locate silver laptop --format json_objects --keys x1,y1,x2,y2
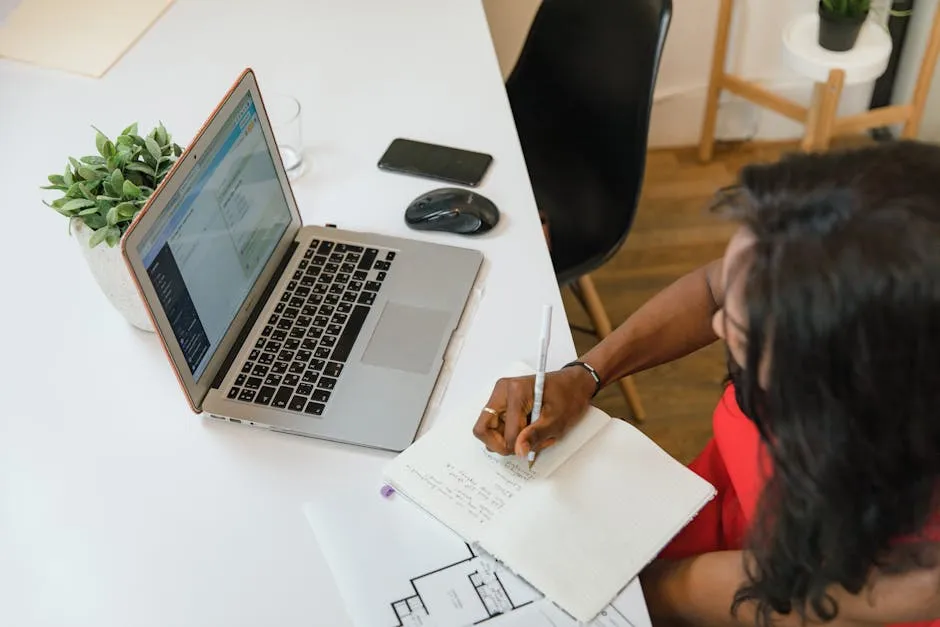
[{"x1": 122, "y1": 68, "x2": 483, "y2": 452}]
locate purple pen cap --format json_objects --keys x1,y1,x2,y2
[{"x1": 380, "y1": 484, "x2": 395, "y2": 498}]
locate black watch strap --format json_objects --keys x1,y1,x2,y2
[{"x1": 563, "y1": 360, "x2": 602, "y2": 398}]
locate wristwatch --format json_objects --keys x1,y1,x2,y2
[{"x1": 563, "y1": 360, "x2": 603, "y2": 398}]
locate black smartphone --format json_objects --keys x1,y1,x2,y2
[{"x1": 377, "y1": 138, "x2": 493, "y2": 187}]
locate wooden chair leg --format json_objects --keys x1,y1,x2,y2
[
  {"x1": 801, "y1": 69, "x2": 844, "y2": 152},
  {"x1": 902, "y1": 5, "x2": 940, "y2": 139},
  {"x1": 698, "y1": 0, "x2": 735, "y2": 163},
  {"x1": 575, "y1": 274, "x2": 646, "y2": 422},
  {"x1": 801, "y1": 82, "x2": 825, "y2": 152}
]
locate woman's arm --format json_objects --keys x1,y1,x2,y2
[{"x1": 640, "y1": 551, "x2": 940, "y2": 627}]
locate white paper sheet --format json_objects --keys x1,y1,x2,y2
[{"x1": 302, "y1": 472, "x2": 652, "y2": 627}]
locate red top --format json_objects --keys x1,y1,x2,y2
[{"x1": 659, "y1": 385, "x2": 940, "y2": 626}]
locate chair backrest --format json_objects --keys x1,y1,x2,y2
[{"x1": 506, "y1": 0, "x2": 672, "y2": 284}]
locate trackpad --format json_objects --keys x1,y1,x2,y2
[{"x1": 361, "y1": 303, "x2": 450, "y2": 374}]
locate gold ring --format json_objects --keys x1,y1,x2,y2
[{"x1": 482, "y1": 407, "x2": 500, "y2": 417}]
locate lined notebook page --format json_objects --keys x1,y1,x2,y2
[
  {"x1": 479, "y1": 418, "x2": 716, "y2": 622},
  {"x1": 383, "y1": 393, "x2": 610, "y2": 542}
]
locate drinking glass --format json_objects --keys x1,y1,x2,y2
[{"x1": 267, "y1": 93, "x2": 304, "y2": 178}]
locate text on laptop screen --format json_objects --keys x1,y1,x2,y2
[{"x1": 138, "y1": 92, "x2": 292, "y2": 380}]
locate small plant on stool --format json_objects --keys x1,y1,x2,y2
[{"x1": 818, "y1": 0, "x2": 871, "y2": 52}]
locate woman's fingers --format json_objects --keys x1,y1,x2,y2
[{"x1": 472, "y1": 379, "x2": 512, "y2": 454}]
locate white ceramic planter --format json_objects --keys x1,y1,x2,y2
[{"x1": 71, "y1": 219, "x2": 154, "y2": 332}]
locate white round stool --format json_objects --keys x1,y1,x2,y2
[{"x1": 782, "y1": 14, "x2": 892, "y2": 151}]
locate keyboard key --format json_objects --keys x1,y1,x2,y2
[
  {"x1": 261, "y1": 325, "x2": 273, "y2": 337},
  {"x1": 307, "y1": 327, "x2": 323, "y2": 339},
  {"x1": 259, "y1": 353, "x2": 275, "y2": 365},
  {"x1": 305, "y1": 401, "x2": 325, "y2": 416},
  {"x1": 252, "y1": 364, "x2": 268, "y2": 377},
  {"x1": 310, "y1": 239, "x2": 320, "y2": 248},
  {"x1": 297, "y1": 383, "x2": 314, "y2": 396},
  {"x1": 300, "y1": 276, "x2": 316, "y2": 287},
  {"x1": 302, "y1": 338, "x2": 318, "y2": 351},
  {"x1": 284, "y1": 307, "x2": 299, "y2": 319},
  {"x1": 293, "y1": 270, "x2": 303, "y2": 281},
  {"x1": 289, "y1": 327, "x2": 305, "y2": 339},
  {"x1": 314, "y1": 315, "x2": 329, "y2": 327},
  {"x1": 348, "y1": 281, "x2": 363, "y2": 292},
  {"x1": 272, "y1": 361, "x2": 288, "y2": 374},
  {"x1": 329, "y1": 284, "x2": 344, "y2": 295},
  {"x1": 353, "y1": 270, "x2": 368, "y2": 281},
  {"x1": 335, "y1": 244, "x2": 347, "y2": 253},
  {"x1": 248, "y1": 349, "x2": 260, "y2": 361},
  {"x1": 325, "y1": 294, "x2": 339, "y2": 305},
  {"x1": 326, "y1": 323, "x2": 343, "y2": 336},
  {"x1": 256, "y1": 386, "x2": 276, "y2": 405},
  {"x1": 255, "y1": 337, "x2": 266, "y2": 349},
  {"x1": 278, "y1": 350, "x2": 295, "y2": 362},
  {"x1": 310, "y1": 358, "x2": 326, "y2": 371},
  {"x1": 287, "y1": 280, "x2": 298, "y2": 291},
  {"x1": 312, "y1": 389, "x2": 331, "y2": 403},
  {"x1": 332, "y1": 313, "x2": 348, "y2": 325},
  {"x1": 273, "y1": 386, "x2": 293, "y2": 408},
  {"x1": 302, "y1": 371, "x2": 318, "y2": 384},
  {"x1": 284, "y1": 338, "x2": 300, "y2": 351},
  {"x1": 320, "y1": 273, "x2": 335, "y2": 284},
  {"x1": 315, "y1": 347, "x2": 331, "y2": 359},
  {"x1": 235, "y1": 373, "x2": 246, "y2": 386},
  {"x1": 347, "y1": 244, "x2": 364, "y2": 253},
  {"x1": 296, "y1": 315, "x2": 312, "y2": 328},
  {"x1": 324, "y1": 362, "x2": 344, "y2": 378},
  {"x1": 333, "y1": 305, "x2": 369, "y2": 362},
  {"x1": 295, "y1": 286, "x2": 310, "y2": 297},
  {"x1": 313, "y1": 254, "x2": 328, "y2": 266},
  {"x1": 340, "y1": 262, "x2": 355, "y2": 274},
  {"x1": 329, "y1": 252, "x2": 344, "y2": 263},
  {"x1": 227, "y1": 387, "x2": 240, "y2": 399},
  {"x1": 271, "y1": 329, "x2": 287, "y2": 341},
  {"x1": 318, "y1": 377, "x2": 337, "y2": 390},
  {"x1": 304, "y1": 247, "x2": 315, "y2": 259},
  {"x1": 289, "y1": 396, "x2": 306, "y2": 412},
  {"x1": 296, "y1": 349, "x2": 312, "y2": 362},
  {"x1": 305, "y1": 265, "x2": 321, "y2": 277},
  {"x1": 377, "y1": 271, "x2": 387, "y2": 281},
  {"x1": 289, "y1": 362, "x2": 306, "y2": 374},
  {"x1": 312, "y1": 294, "x2": 325, "y2": 305},
  {"x1": 265, "y1": 340, "x2": 282, "y2": 352},
  {"x1": 290, "y1": 296, "x2": 304, "y2": 308},
  {"x1": 280, "y1": 291, "x2": 291, "y2": 302},
  {"x1": 358, "y1": 291, "x2": 376, "y2": 305},
  {"x1": 325, "y1": 262, "x2": 339, "y2": 274},
  {"x1": 365, "y1": 281, "x2": 381, "y2": 292},
  {"x1": 320, "y1": 335, "x2": 336, "y2": 348},
  {"x1": 358, "y1": 248, "x2": 378, "y2": 270},
  {"x1": 374, "y1": 260, "x2": 391, "y2": 271},
  {"x1": 313, "y1": 284, "x2": 328, "y2": 295},
  {"x1": 238, "y1": 388, "x2": 256, "y2": 402},
  {"x1": 342, "y1": 292, "x2": 356, "y2": 302},
  {"x1": 277, "y1": 318, "x2": 292, "y2": 330},
  {"x1": 284, "y1": 373, "x2": 300, "y2": 387},
  {"x1": 317, "y1": 241, "x2": 334, "y2": 256},
  {"x1": 298, "y1": 259, "x2": 308, "y2": 270},
  {"x1": 336, "y1": 273, "x2": 350, "y2": 284},
  {"x1": 241, "y1": 361, "x2": 254, "y2": 374},
  {"x1": 386, "y1": 251, "x2": 396, "y2": 260},
  {"x1": 337, "y1": 302, "x2": 352, "y2": 314},
  {"x1": 348, "y1": 253, "x2": 361, "y2": 264},
  {"x1": 265, "y1": 373, "x2": 283, "y2": 387},
  {"x1": 302, "y1": 305, "x2": 318, "y2": 317},
  {"x1": 245, "y1": 376, "x2": 262, "y2": 390},
  {"x1": 319, "y1": 304, "x2": 335, "y2": 317}
]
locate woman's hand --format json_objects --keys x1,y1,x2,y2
[{"x1": 472, "y1": 365, "x2": 597, "y2": 458}]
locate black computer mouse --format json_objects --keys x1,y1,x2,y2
[{"x1": 404, "y1": 188, "x2": 499, "y2": 235}]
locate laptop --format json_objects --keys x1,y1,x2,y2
[{"x1": 122, "y1": 68, "x2": 483, "y2": 452}]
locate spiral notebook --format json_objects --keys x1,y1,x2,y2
[{"x1": 382, "y1": 363, "x2": 716, "y2": 623}]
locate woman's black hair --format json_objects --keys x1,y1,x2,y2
[{"x1": 713, "y1": 140, "x2": 940, "y2": 625}]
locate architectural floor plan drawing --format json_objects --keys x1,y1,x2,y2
[
  {"x1": 390, "y1": 541, "x2": 539, "y2": 627},
  {"x1": 303, "y1": 470, "x2": 651, "y2": 627}
]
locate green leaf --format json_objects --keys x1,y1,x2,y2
[
  {"x1": 65, "y1": 182, "x2": 83, "y2": 198},
  {"x1": 104, "y1": 226, "x2": 121, "y2": 247},
  {"x1": 145, "y1": 136, "x2": 161, "y2": 162},
  {"x1": 110, "y1": 168, "x2": 124, "y2": 192},
  {"x1": 77, "y1": 166, "x2": 102, "y2": 181},
  {"x1": 80, "y1": 155, "x2": 107, "y2": 165},
  {"x1": 88, "y1": 226, "x2": 109, "y2": 248},
  {"x1": 95, "y1": 129, "x2": 109, "y2": 157},
  {"x1": 122, "y1": 179, "x2": 141, "y2": 199},
  {"x1": 106, "y1": 205, "x2": 121, "y2": 225},
  {"x1": 78, "y1": 182, "x2": 96, "y2": 201},
  {"x1": 130, "y1": 134, "x2": 147, "y2": 148},
  {"x1": 62, "y1": 198, "x2": 96, "y2": 212},
  {"x1": 155, "y1": 122, "x2": 168, "y2": 146},
  {"x1": 48, "y1": 174, "x2": 66, "y2": 186},
  {"x1": 78, "y1": 206, "x2": 100, "y2": 216},
  {"x1": 173, "y1": 143, "x2": 183, "y2": 157},
  {"x1": 116, "y1": 134, "x2": 135, "y2": 147},
  {"x1": 50, "y1": 197, "x2": 69, "y2": 209},
  {"x1": 83, "y1": 214, "x2": 106, "y2": 229},
  {"x1": 40, "y1": 184, "x2": 68, "y2": 191},
  {"x1": 121, "y1": 122, "x2": 138, "y2": 137},
  {"x1": 63, "y1": 165, "x2": 73, "y2": 186},
  {"x1": 126, "y1": 162, "x2": 156, "y2": 177},
  {"x1": 69, "y1": 156, "x2": 82, "y2": 171},
  {"x1": 115, "y1": 201, "x2": 137, "y2": 219}
]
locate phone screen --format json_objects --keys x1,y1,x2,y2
[{"x1": 378, "y1": 138, "x2": 493, "y2": 187}]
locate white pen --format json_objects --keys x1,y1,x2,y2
[{"x1": 528, "y1": 304, "x2": 553, "y2": 469}]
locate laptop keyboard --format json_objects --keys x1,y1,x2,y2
[{"x1": 225, "y1": 238, "x2": 396, "y2": 417}]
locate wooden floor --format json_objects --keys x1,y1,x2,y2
[{"x1": 563, "y1": 140, "x2": 861, "y2": 463}]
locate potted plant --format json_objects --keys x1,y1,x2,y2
[
  {"x1": 42, "y1": 122, "x2": 182, "y2": 331},
  {"x1": 818, "y1": 0, "x2": 871, "y2": 52}
]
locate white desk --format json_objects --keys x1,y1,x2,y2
[{"x1": 0, "y1": 1, "x2": 649, "y2": 625}]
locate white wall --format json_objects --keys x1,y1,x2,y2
[
  {"x1": 890, "y1": 0, "x2": 940, "y2": 141},
  {"x1": 482, "y1": 0, "x2": 889, "y2": 148}
]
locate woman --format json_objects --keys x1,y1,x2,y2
[{"x1": 472, "y1": 140, "x2": 940, "y2": 627}]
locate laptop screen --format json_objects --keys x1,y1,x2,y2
[{"x1": 138, "y1": 92, "x2": 292, "y2": 380}]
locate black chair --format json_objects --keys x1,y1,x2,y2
[{"x1": 505, "y1": 0, "x2": 672, "y2": 421}]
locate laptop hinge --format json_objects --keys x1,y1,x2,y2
[{"x1": 209, "y1": 240, "x2": 299, "y2": 391}]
